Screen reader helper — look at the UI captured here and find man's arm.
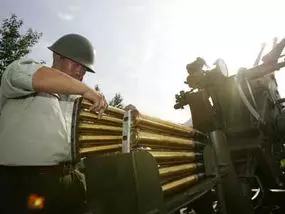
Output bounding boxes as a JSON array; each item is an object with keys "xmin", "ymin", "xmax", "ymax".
[
  {"xmin": 32, "ymin": 66, "xmax": 90, "ymax": 95},
  {"xmin": 32, "ymin": 66, "xmax": 107, "ymax": 114},
  {"xmin": 1, "ymin": 59, "xmax": 107, "ymax": 115}
]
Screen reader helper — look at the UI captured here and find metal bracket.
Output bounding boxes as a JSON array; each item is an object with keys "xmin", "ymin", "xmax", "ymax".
[
  {"xmin": 234, "ymin": 76, "xmax": 265, "ymax": 125},
  {"xmin": 122, "ymin": 110, "xmax": 132, "ymax": 153}
]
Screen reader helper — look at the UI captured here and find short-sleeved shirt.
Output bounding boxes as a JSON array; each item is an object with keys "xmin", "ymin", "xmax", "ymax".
[{"xmin": 0, "ymin": 59, "xmax": 75, "ymax": 166}]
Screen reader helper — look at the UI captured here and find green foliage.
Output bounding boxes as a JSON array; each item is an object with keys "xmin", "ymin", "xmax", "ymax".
[
  {"xmin": 0, "ymin": 14, "xmax": 42, "ymax": 80},
  {"xmin": 109, "ymin": 93, "xmax": 124, "ymax": 109},
  {"xmin": 94, "ymin": 84, "xmax": 124, "ymax": 109},
  {"xmin": 94, "ymin": 84, "xmax": 100, "ymax": 91}
]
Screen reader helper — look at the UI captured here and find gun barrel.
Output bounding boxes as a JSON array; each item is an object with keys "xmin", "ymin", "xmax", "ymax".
[
  {"xmin": 80, "ymin": 144, "xmax": 121, "ymax": 154},
  {"xmin": 79, "ymin": 111, "xmax": 123, "ymax": 126},
  {"xmin": 245, "ymin": 61, "xmax": 285, "ymax": 80},
  {"xmin": 82, "ymin": 99, "xmax": 125, "ymax": 118},
  {"xmin": 131, "ymin": 130, "xmax": 204, "ymax": 150},
  {"xmin": 148, "ymin": 151, "xmax": 202, "ymax": 164},
  {"xmin": 132, "ymin": 110, "xmax": 206, "ymax": 140},
  {"xmin": 159, "ymin": 163, "xmax": 204, "ymax": 178},
  {"xmin": 78, "ymin": 123, "xmax": 122, "ymax": 134},
  {"xmin": 79, "ymin": 135, "xmax": 122, "ymax": 143},
  {"xmin": 162, "ymin": 173, "xmax": 205, "ymax": 194}
]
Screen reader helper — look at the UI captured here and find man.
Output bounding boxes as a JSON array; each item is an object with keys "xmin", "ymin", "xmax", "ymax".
[{"xmin": 0, "ymin": 34, "xmax": 108, "ymax": 214}]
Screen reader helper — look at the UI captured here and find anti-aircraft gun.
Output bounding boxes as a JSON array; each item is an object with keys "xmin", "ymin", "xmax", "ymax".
[
  {"xmin": 68, "ymin": 38, "xmax": 285, "ymax": 214},
  {"xmin": 174, "ymin": 38, "xmax": 285, "ymax": 213}
]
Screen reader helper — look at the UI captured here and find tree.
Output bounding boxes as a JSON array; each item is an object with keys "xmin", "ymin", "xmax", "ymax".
[
  {"xmin": 94, "ymin": 84, "xmax": 100, "ymax": 91},
  {"xmin": 109, "ymin": 93, "xmax": 124, "ymax": 109},
  {"xmin": 0, "ymin": 14, "xmax": 42, "ymax": 81},
  {"xmin": 94, "ymin": 84, "xmax": 125, "ymax": 109}
]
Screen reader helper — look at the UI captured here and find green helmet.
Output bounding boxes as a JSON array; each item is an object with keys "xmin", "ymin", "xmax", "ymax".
[{"xmin": 48, "ymin": 34, "xmax": 96, "ymax": 73}]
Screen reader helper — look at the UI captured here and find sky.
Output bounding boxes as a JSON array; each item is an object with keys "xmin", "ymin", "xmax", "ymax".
[{"xmin": 1, "ymin": 0, "xmax": 285, "ymax": 124}]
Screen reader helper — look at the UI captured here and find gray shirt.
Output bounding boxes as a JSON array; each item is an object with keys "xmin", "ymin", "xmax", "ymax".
[{"xmin": 0, "ymin": 59, "xmax": 75, "ymax": 166}]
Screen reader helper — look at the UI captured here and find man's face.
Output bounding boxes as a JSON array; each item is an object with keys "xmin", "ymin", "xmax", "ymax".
[{"xmin": 61, "ymin": 57, "xmax": 87, "ymax": 81}]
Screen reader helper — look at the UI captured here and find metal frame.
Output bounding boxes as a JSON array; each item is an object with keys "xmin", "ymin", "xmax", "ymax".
[{"xmin": 70, "ymin": 97, "xmax": 83, "ymax": 163}]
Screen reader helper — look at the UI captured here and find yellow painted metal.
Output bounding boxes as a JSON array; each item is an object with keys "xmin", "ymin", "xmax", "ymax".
[
  {"xmin": 148, "ymin": 151, "xmax": 196, "ymax": 164},
  {"xmin": 131, "ymin": 130, "xmax": 195, "ymax": 149},
  {"xmin": 132, "ymin": 110, "xmax": 198, "ymax": 137},
  {"xmin": 79, "ymin": 135, "xmax": 122, "ymax": 143},
  {"xmin": 79, "ymin": 111, "xmax": 123, "ymax": 126},
  {"xmin": 80, "ymin": 144, "xmax": 121, "ymax": 154},
  {"xmin": 159, "ymin": 163, "xmax": 198, "ymax": 177},
  {"xmin": 78, "ymin": 123, "xmax": 122, "ymax": 134},
  {"xmin": 162, "ymin": 174, "xmax": 199, "ymax": 193}
]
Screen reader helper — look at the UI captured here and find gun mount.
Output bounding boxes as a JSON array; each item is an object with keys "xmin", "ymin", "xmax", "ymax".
[{"xmin": 174, "ymin": 38, "xmax": 285, "ymax": 213}]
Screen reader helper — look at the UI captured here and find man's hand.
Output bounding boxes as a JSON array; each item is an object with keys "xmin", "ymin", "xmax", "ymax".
[{"xmin": 83, "ymin": 88, "xmax": 108, "ymax": 118}]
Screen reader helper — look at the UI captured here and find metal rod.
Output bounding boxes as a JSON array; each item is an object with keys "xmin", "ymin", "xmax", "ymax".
[
  {"xmin": 253, "ymin": 42, "xmax": 266, "ymax": 66},
  {"xmin": 162, "ymin": 174, "xmax": 204, "ymax": 194}
]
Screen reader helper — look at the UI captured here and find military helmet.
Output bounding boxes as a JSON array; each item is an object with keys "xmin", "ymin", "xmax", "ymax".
[{"xmin": 48, "ymin": 34, "xmax": 96, "ymax": 73}]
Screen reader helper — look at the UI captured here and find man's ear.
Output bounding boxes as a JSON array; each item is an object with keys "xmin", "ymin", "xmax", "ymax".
[
  {"xmin": 53, "ymin": 52, "xmax": 59, "ymax": 59},
  {"xmin": 52, "ymin": 52, "xmax": 60, "ymax": 66}
]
